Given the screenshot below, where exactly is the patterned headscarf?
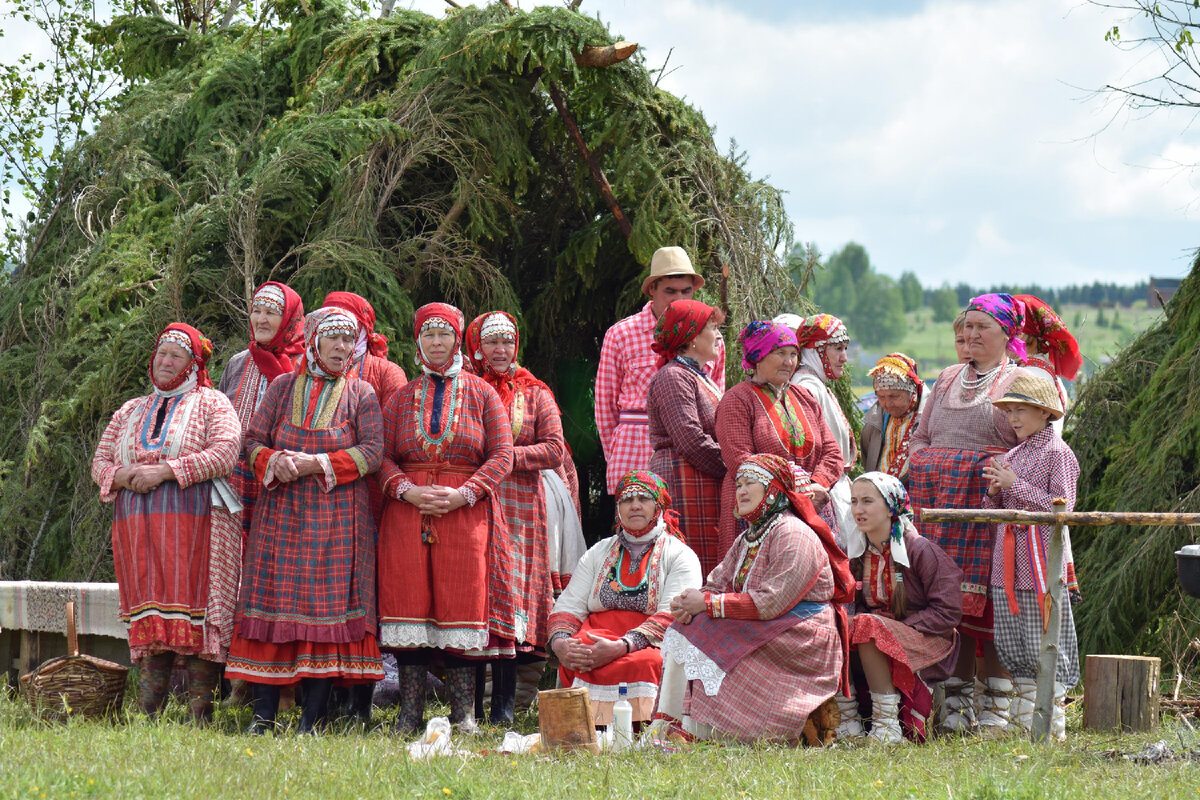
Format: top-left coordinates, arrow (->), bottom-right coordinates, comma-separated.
966,293 -> 1027,362
464,310 -> 547,407
794,314 -> 850,382
413,302 -> 465,377
323,291 -> 389,361
304,307 -> 358,379
150,323 -> 214,397
249,281 -> 305,382
1014,294 -> 1081,380
868,353 -> 922,404
652,299 -> 720,369
737,320 -> 798,373
614,470 -> 684,540
846,472 -> 914,567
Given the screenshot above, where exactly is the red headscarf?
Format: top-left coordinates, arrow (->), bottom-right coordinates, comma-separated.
151,323 -> 214,392
463,310 -> 548,407
413,302 -> 465,376
651,299 -> 720,369
248,281 -> 305,382
323,291 -> 389,358
1015,294 -> 1082,380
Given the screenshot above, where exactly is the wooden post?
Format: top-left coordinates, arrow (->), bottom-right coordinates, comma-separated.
1031,498 -> 1067,742
1084,655 -> 1160,732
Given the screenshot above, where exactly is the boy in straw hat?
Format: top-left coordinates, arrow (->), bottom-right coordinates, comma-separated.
980,372 -> 1080,739
594,246 -> 726,494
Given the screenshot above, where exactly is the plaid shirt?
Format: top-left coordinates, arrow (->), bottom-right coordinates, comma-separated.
595,302 -> 725,493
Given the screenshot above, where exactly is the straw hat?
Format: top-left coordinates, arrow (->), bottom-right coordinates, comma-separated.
640,246 -> 705,297
992,373 -> 1064,420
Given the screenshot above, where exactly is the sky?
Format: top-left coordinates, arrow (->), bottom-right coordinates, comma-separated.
5,0 -> 1199,287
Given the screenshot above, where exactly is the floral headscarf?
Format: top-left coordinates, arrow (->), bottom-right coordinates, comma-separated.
303,307 -> 358,379
846,471 -> 914,567
793,314 -> 849,382
413,302 -> 465,377
966,293 -> 1027,362
614,470 -> 684,541
1014,294 -> 1081,380
151,323 -> 214,397
249,281 -> 305,382
737,320 -> 798,374
652,299 -> 720,368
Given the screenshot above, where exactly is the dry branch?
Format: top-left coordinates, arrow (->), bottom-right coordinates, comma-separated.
574,41 -> 637,68
917,508 -> 1200,527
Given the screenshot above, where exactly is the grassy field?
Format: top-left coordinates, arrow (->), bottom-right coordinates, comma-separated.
851,303 -> 1166,392
3,694 -> 1199,799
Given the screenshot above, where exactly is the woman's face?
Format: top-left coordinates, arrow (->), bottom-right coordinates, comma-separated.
963,311 -> 1008,366
735,476 -> 768,517
250,305 -> 283,345
480,335 -> 515,374
850,480 -> 892,543
823,342 -> 849,380
688,319 -> 723,366
752,345 -> 799,386
875,387 -> 916,418
152,343 -> 191,385
954,327 -> 971,363
317,332 -> 355,373
617,494 -> 656,531
420,327 -> 457,367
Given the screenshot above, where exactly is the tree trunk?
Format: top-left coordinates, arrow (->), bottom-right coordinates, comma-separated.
1083,654 -> 1160,732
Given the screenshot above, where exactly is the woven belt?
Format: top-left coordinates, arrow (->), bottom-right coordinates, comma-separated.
617,411 -> 649,424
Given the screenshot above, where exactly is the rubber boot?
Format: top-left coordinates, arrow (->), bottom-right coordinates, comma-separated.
834,684 -> 865,740
394,664 -> 426,735
474,662 -> 487,721
866,692 -> 903,744
1011,677 -> 1036,733
298,678 -> 333,734
445,666 -> 479,733
350,682 -> 374,725
976,677 -> 1014,736
248,684 -> 281,734
136,652 -> 175,717
938,677 -> 977,734
186,656 -> 220,726
488,660 -> 517,726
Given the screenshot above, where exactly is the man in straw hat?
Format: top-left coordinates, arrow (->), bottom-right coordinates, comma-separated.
980,372 -> 1080,740
594,246 -> 726,494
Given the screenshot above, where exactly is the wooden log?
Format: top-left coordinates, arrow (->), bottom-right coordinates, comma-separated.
574,41 -> 638,68
538,687 -> 599,753
1083,654 -> 1160,732
918,508 -> 1200,527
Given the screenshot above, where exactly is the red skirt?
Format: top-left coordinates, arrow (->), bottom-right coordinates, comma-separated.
557,610 -> 663,724
224,633 -> 383,685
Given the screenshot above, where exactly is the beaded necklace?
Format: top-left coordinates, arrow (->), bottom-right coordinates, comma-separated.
958,360 -> 1005,402
414,372 -> 461,455
608,546 -> 652,593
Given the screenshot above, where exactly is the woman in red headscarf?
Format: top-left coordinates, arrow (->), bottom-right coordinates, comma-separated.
1014,294 -> 1080,437
91,323 -> 242,724
377,303 -> 514,734
321,291 -> 408,409
219,282 -> 306,430
225,307 -> 385,733
645,299 -> 727,575
463,310 -> 566,724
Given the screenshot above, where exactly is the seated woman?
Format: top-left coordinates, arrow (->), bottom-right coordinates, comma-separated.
547,471 -> 702,727
656,453 -> 855,743
840,472 -> 962,743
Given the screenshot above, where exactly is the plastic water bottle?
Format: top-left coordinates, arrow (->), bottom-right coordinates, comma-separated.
612,682 -> 633,752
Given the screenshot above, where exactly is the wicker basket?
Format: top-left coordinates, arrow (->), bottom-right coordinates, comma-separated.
19,601 -> 128,721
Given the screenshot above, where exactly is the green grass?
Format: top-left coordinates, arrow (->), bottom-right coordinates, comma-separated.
3,694 -> 1199,799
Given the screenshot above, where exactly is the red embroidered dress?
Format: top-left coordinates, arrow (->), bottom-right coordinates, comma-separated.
91,386 -> 241,663
377,371 -> 514,654
224,372 -> 385,684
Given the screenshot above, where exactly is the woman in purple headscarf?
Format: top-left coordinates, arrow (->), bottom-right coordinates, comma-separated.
712,321 -> 844,560
908,293 -> 1024,735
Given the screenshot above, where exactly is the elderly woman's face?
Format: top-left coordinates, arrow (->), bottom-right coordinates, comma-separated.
735,476 -> 768,517
875,387 -> 915,418
954,328 -> 971,363
963,310 -> 1008,366
617,494 -> 656,530
250,305 -> 283,345
317,332 -> 355,373
752,345 -> 799,386
824,342 -> 849,380
152,342 -> 191,385
688,318 -> 723,366
420,327 -> 457,367
850,479 -> 891,543
480,335 -> 515,374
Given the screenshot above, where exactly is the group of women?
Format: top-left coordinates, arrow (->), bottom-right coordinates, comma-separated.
92,274 -> 1081,745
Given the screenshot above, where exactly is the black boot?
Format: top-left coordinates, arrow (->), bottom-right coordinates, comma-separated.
474,662 -> 487,721
444,666 -> 479,733
350,682 -> 374,725
489,660 -> 516,726
248,684 -> 281,735
393,664 -> 427,735
298,678 -> 333,734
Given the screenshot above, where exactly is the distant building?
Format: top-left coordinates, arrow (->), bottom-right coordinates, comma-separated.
1149,277 -> 1182,307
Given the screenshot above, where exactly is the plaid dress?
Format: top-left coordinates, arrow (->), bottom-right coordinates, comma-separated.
347,352 -> 408,526
662,510 -> 843,742
595,303 -> 725,493
714,382 -> 844,556
647,359 -> 725,575
377,372 -> 514,655
225,373 -> 384,684
91,387 -> 241,663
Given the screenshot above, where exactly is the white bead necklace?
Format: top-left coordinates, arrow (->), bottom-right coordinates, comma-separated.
959,361 -> 1004,401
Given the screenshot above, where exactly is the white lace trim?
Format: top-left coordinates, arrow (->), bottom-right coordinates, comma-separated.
660,627 -> 727,696
568,678 -> 659,703
379,623 -> 487,652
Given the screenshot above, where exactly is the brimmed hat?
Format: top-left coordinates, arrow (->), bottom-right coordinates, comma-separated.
993,373 -> 1064,420
640,246 -> 705,297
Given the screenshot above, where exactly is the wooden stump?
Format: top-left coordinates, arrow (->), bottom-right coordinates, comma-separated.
537,687 -> 599,753
1083,654 -> 1160,732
